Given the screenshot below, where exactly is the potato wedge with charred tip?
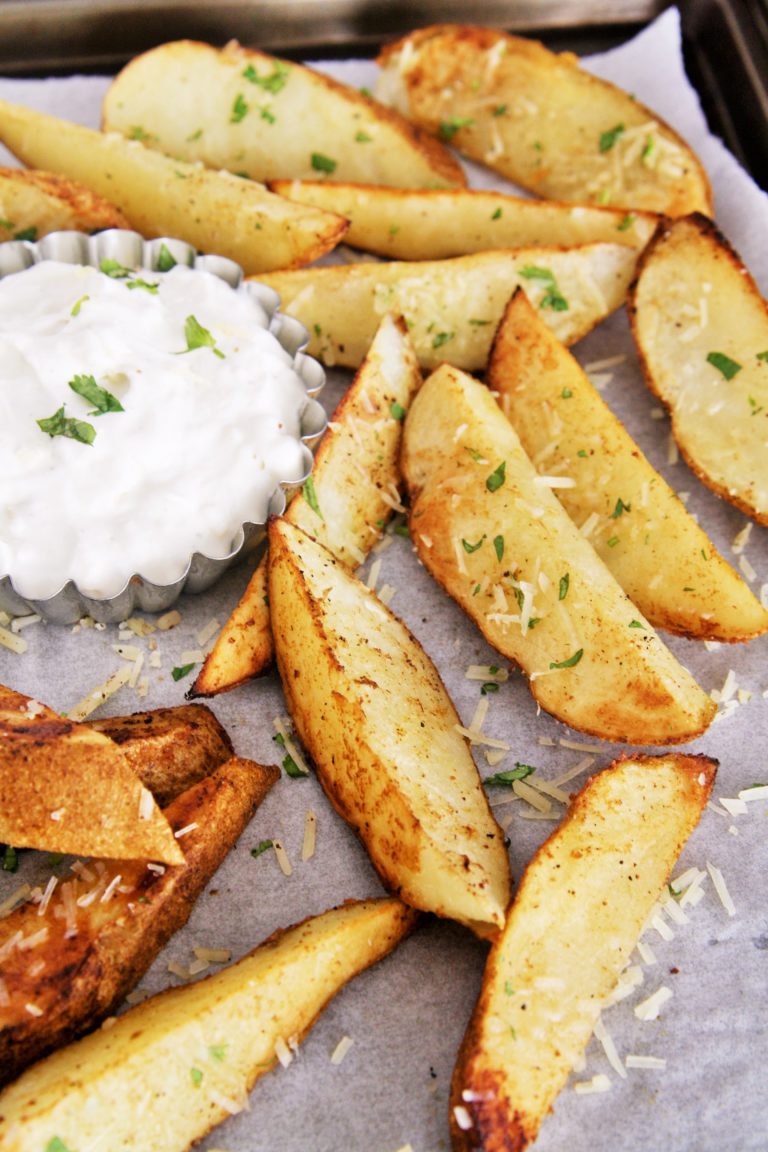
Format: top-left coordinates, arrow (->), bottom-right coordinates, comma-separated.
0,98 -> 348,273
629,213 -> 768,525
0,897 -> 417,1152
257,242 -> 638,370
401,365 -> 715,744
449,752 -> 716,1152
268,518 -> 511,938
376,24 -> 712,216
102,39 -> 465,189
0,684 -> 183,864
0,755 -> 279,1088
0,167 -> 128,241
488,289 -> 768,641
191,313 -> 422,697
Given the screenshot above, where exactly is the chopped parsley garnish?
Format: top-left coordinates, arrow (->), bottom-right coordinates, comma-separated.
13,226 -> 37,242
302,475 -> 323,520
466,447 -> 484,462
706,351 -> 742,380
273,732 -> 309,777
37,406 -> 95,445
492,104 -> 508,117
462,535 -> 486,553
69,373 -> 124,415
481,682 -> 500,695
100,257 -> 133,279
549,648 -> 583,670
641,134 -> 656,164
599,123 -> 625,152
190,1067 -> 204,1087
2,844 -> 18,872
438,116 -> 475,141
186,127 -> 203,142
126,277 -> 159,294
260,107 -> 276,124
230,93 -> 249,123
757,351 -> 768,362
393,522 -> 410,538
617,213 -> 636,232
45,1140 -> 73,1152
209,1044 -> 228,1061
468,318 -> 491,327
242,61 -> 290,93
355,130 -> 372,142
311,152 -> 337,174
629,619 -> 646,629
561,388 -> 573,399
486,461 -> 506,492
70,294 -> 89,317
485,762 -> 537,786
0,216 -> 13,229
519,265 -> 569,312
432,331 -> 453,349
156,242 -> 177,271
171,664 -> 195,681
491,207 -> 503,220
128,125 -> 151,141
251,839 -> 273,858
504,979 -> 514,995
182,315 -> 225,358
748,396 -> 764,416
493,535 -> 504,561
610,497 -> 631,519
390,401 -> 406,421
559,573 -> 570,600
607,535 -> 620,547
577,448 -> 588,457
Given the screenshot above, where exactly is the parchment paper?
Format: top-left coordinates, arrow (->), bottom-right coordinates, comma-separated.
1,8 -> 766,1150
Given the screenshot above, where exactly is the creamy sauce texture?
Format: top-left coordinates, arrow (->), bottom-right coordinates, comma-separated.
0,261 -> 310,599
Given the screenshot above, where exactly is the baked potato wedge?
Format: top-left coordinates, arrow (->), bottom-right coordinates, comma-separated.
376,24 -> 712,216
101,39 -> 465,189
401,365 -> 715,744
488,290 -> 768,641
0,166 -> 128,241
450,752 -> 716,1152
0,684 -> 183,864
258,242 -> 638,370
270,180 -> 658,259
0,756 -> 278,1088
268,518 -> 511,938
629,213 -> 768,525
191,313 -> 422,697
0,897 -> 417,1151
0,98 -> 348,273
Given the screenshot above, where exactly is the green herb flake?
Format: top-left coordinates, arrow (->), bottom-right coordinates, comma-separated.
393,522 -> 410,538
100,257 -> 133,279
190,1067 -> 204,1087
209,1044 -> 228,1061
282,753 -> 308,778
128,125 -> 151,141
432,331 -> 454,349
126,277 -> 159,294
250,839 -> 273,859
462,535 -> 486,554
629,619 -> 647,629
607,535 -> 620,548
577,449 -> 588,458
491,207 -> 503,220
748,396 -> 764,416
242,61 -> 290,94
302,475 -> 324,520
230,93 -> 249,123
70,294 -> 89,317
311,152 -> 337,174
561,387 -> 573,399
438,116 -> 475,141
45,1140 -> 73,1152
617,213 -> 636,232
481,681 -> 500,696
706,351 -> 742,380
486,461 -> 506,493
186,128 -> 203,142
485,762 -> 537,786
558,573 -> 570,601
610,497 -> 631,519
355,130 -> 372,142
13,226 -> 37,242
2,844 -> 18,872
519,265 -> 569,312
599,123 -> 625,152
472,583 -> 481,596
549,648 -> 583,670
37,406 -> 96,446
390,401 -> 406,421
757,351 -> 768,362
182,315 -> 225,358
493,104 -> 508,117
493,535 -> 504,561
69,373 -> 124,415
466,447 -> 483,462
468,318 -> 491,327
0,216 -> 14,230
171,664 -> 195,681
641,134 -> 656,165
156,243 -> 177,271
359,86 -> 372,98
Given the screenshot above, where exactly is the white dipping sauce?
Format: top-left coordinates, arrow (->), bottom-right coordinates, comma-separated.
0,260 -> 310,599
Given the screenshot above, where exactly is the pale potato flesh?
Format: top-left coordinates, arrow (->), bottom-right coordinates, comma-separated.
488,290 -> 768,641
0,899 -> 417,1152
401,365 -> 715,744
0,166 -> 128,240
376,24 -> 712,216
630,213 -> 768,524
450,753 -> 716,1152
268,518 -> 511,937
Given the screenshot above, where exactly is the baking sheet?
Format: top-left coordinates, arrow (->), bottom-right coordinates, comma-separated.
1,7 -> 767,1150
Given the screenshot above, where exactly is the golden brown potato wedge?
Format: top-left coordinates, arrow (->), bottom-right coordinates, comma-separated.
258,242 -> 638,370
629,213 -> 768,525
0,897 -> 417,1151
270,180 -> 658,259
401,364 -> 715,744
102,39 -> 466,189
191,313 -> 422,697
0,684 -> 183,864
376,24 -> 712,216
0,98 -> 348,273
488,290 -> 768,641
449,752 -> 716,1152
0,166 -> 128,241
0,756 -> 278,1088
90,704 -> 234,805
268,518 -> 511,938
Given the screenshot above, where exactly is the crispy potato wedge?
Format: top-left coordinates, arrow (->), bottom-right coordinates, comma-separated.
0,166 -> 128,241
0,756 -> 278,1088
376,24 -> 712,216
0,897 -> 417,1151
270,180 -> 658,259
488,290 -> 768,641
401,365 -> 715,744
0,98 -> 348,273
268,518 -> 511,937
629,213 -> 768,524
90,704 -> 234,805
102,39 -> 465,190
191,313 -> 422,697
258,243 -> 638,370
0,684 -> 183,864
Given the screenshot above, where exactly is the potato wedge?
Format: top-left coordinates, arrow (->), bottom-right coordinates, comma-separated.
0,755 -> 278,1088
0,98 -> 348,273
102,39 -> 465,190
449,752 -> 716,1152
0,684 -> 183,864
0,166 -> 128,241
629,213 -> 768,525
268,518 -> 511,937
191,313 -> 422,697
488,290 -> 768,641
270,180 -> 658,259
90,704 -> 234,805
401,365 -> 715,744
376,24 -> 712,216
257,243 -> 638,370
0,897 -> 417,1151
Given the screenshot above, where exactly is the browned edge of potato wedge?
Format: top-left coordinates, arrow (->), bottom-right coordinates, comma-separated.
487,288 -> 768,641
268,517 -> 512,938
449,751 -> 716,1152
0,755 -> 279,1088
0,898 -> 418,1151
0,166 -> 128,240
190,313 -> 422,697
401,364 -> 716,744
101,38 -> 466,189
0,684 -> 183,864
628,212 -> 768,525
0,98 -> 348,273
376,24 -> 712,216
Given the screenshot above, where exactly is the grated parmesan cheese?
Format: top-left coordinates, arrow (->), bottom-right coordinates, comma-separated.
274,1035 -> 294,1068
453,1105 -> 473,1130
301,810 -> 317,862
593,1016 -> 626,1079
634,985 -> 673,1021
68,665 -> 132,720
330,1035 -> 355,1065
706,861 -> 736,916
573,1073 -> 611,1095
0,625 -> 27,654
625,1054 -> 666,1070
272,839 -> 293,877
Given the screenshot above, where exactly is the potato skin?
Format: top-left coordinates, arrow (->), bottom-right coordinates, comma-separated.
0,166 -> 128,239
